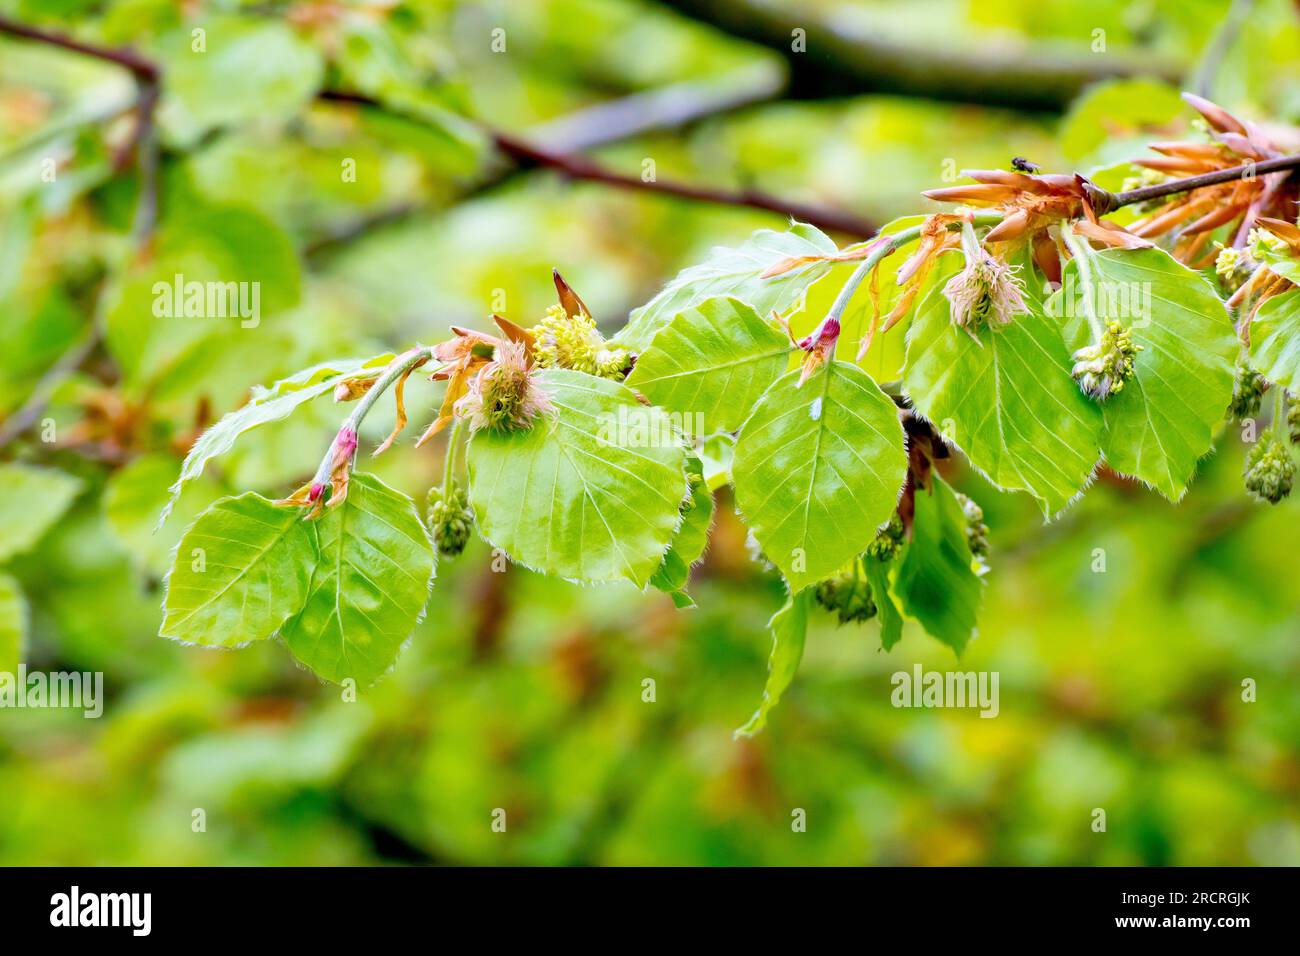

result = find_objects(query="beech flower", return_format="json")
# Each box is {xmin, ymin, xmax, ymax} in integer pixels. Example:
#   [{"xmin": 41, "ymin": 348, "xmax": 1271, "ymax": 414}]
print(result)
[
  {"xmin": 1070, "ymin": 321, "xmax": 1141, "ymax": 401},
  {"xmin": 1126, "ymin": 94, "xmax": 1297, "ymax": 262},
  {"xmin": 455, "ymin": 340, "xmax": 554, "ymax": 433},
  {"xmin": 276, "ymin": 423, "xmax": 359, "ymax": 518},
  {"xmin": 942, "ymin": 222, "xmax": 1029, "ymax": 337}
]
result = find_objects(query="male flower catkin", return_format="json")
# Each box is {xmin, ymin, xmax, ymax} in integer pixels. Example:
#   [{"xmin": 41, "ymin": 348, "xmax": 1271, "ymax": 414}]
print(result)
[
  {"xmin": 956, "ymin": 492, "xmax": 990, "ymax": 559},
  {"xmin": 1071, "ymin": 320, "xmax": 1141, "ymax": 401},
  {"xmin": 814, "ymin": 572, "xmax": 876, "ymax": 624},
  {"xmin": 530, "ymin": 305, "xmax": 630, "ymax": 378},
  {"xmin": 1244, "ymin": 431, "xmax": 1294, "ymax": 504},
  {"xmin": 942, "ymin": 221, "xmax": 1029, "ymax": 338},
  {"xmin": 455, "ymin": 340, "xmax": 553, "ymax": 433},
  {"xmin": 865, "ymin": 512, "xmax": 905, "ymax": 561},
  {"xmin": 1229, "ymin": 364, "xmax": 1266, "ymax": 420},
  {"xmin": 427, "ymin": 483, "xmax": 472, "ymax": 556}
]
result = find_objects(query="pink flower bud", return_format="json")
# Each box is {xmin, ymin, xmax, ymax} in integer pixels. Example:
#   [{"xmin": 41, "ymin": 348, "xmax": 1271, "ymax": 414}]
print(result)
[{"xmin": 334, "ymin": 426, "xmax": 358, "ymax": 459}]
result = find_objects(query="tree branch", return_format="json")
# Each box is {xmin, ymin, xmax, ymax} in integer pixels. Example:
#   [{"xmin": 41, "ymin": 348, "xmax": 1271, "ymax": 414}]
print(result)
[
  {"xmin": 1083, "ymin": 153, "xmax": 1300, "ymax": 214},
  {"xmin": 1194, "ymin": 0, "xmax": 1257, "ymax": 99},
  {"xmin": 0, "ymin": 14, "xmax": 160, "ymax": 239},
  {"xmin": 488, "ymin": 128, "xmax": 876, "ymax": 237},
  {"xmin": 312, "ymin": 90, "xmax": 878, "ymax": 249},
  {"xmin": 0, "ymin": 15, "xmax": 162, "ymax": 450},
  {"xmin": 654, "ymin": 0, "xmax": 1184, "ymax": 111},
  {"xmin": 521, "ymin": 61, "xmax": 785, "ymax": 151},
  {"xmin": 0, "ymin": 14, "xmax": 158, "ymax": 80}
]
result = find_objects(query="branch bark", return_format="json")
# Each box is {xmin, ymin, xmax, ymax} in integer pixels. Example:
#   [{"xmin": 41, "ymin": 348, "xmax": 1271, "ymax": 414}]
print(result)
[
  {"xmin": 310, "ymin": 90, "xmax": 878, "ymax": 252},
  {"xmin": 654, "ymin": 0, "xmax": 1184, "ymax": 111},
  {"xmin": 488, "ymin": 128, "xmax": 876, "ymax": 237}
]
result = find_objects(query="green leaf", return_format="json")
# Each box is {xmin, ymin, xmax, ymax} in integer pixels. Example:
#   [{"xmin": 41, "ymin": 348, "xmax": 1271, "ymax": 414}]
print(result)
[
  {"xmin": 863, "ymin": 559, "xmax": 903, "ymax": 651},
  {"xmin": 1252, "ymin": 245, "xmax": 1300, "ymax": 286},
  {"xmin": 735, "ymin": 589, "xmax": 811, "ymax": 738},
  {"xmin": 626, "ymin": 295, "xmax": 793, "ymax": 435},
  {"xmin": 700, "ymin": 432, "xmax": 735, "ymax": 491},
  {"xmin": 0, "ymin": 464, "xmax": 82, "ymax": 563},
  {"xmin": 0, "ymin": 574, "xmax": 25, "ymax": 673},
  {"xmin": 1058, "ymin": 79, "xmax": 1188, "ymax": 166},
  {"xmin": 158, "ymin": 354, "xmax": 393, "ymax": 526},
  {"xmin": 893, "ymin": 478, "xmax": 982, "ymax": 655},
  {"xmin": 467, "ymin": 369, "xmax": 688, "ymax": 587},
  {"xmin": 0, "ymin": 287, "xmax": 81, "ymax": 415},
  {"xmin": 649, "ymin": 457, "xmax": 715, "ymax": 601},
  {"xmin": 1058, "ymin": 247, "xmax": 1236, "ymax": 501},
  {"xmin": 155, "ymin": 17, "xmax": 325, "ymax": 147},
  {"xmin": 160, "ymin": 493, "xmax": 315, "ymax": 647},
  {"xmin": 615, "ymin": 222, "xmax": 838, "ymax": 352},
  {"xmin": 103, "ymin": 203, "xmax": 303, "ymax": 399},
  {"xmin": 281, "ymin": 474, "xmax": 435, "ymax": 685},
  {"xmin": 904, "ymin": 254, "xmax": 1103, "ymax": 515},
  {"xmin": 733, "ymin": 360, "xmax": 907, "ymax": 592},
  {"xmin": 1249, "ymin": 287, "xmax": 1300, "ymax": 390},
  {"xmin": 788, "ymin": 215, "xmax": 926, "ymax": 380}
]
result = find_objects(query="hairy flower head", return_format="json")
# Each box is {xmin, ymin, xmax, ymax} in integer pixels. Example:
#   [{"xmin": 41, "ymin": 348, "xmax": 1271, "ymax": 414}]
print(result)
[
  {"xmin": 942, "ymin": 222, "xmax": 1029, "ymax": 337},
  {"xmin": 1244, "ymin": 430, "xmax": 1295, "ymax": 504},
  {"xmin": 456, "ymin": 340, "xmax": 553, "ymax": 433},
  {"xmin": 1229, "ymin": 364, "xmax": 1266, "ymax": 420},
  {"xmin": 1071, "ymin": 320, "xmax": 1142, "ymax": 401}
]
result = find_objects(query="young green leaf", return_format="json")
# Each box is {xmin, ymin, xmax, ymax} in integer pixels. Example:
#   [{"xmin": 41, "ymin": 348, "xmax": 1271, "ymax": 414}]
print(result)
[
  {"xmin": 735, "ymin": 589, "xmax": 811, "ymax": 738},
  {"xmin": 0, "ymin": 464, "xmax": 83, "ymax": 563},
  {"xmin": 905, "ymin": 255, "xmax": 1103, "ymax": 515},
  {"xmin": 156, "ymin": 17, "xmax": 324, "ymax": 147},
  {"xmin": 281, "ymin": 474, "xmax": 435, "ymax": 685},
  {"xmin": 649, "ymin": 457, "xmax": 715, "ymax": 604},
  {"xmin": 893, "ymin": 478, "xmax": 982, "ymax": 654},
  {"xmin": 104, "ymin": 202, "xmax": 304, "ymax": 401},
  {"xmin": 700, "ymin": 433, "xmax": 735, "ymax": 491},
  {"xmin": 615, "ymin": 222, "xmax": 838, "ymax": 352},
  {"xmin": 158, "ymin": 354, "xmax": 393, "ymax": 527},
  {"xmin": 863, "ymin": 559, "xmax": 904, "ymax": 651},
  {"xmin": 1249, "ymin": 288, "xmax": 1300, "ymax": 390},
  {"xmin": 626, "ymin": 295, "xmax": 793, "ymax": 434},
  {"xmin": 0, "ymin": 574, "xmax": 25, "ymax": 673},
  {"xmin": 160, "ymin": 493, "xmax": 315, "ymax": 647},
  {"xmin": 1058, "ymin": 247, "xmax": 1235, "ymax": 501},
  {"xmin": 105, "ymin": 454, "xmax": 220, "ymax": 577},
  {"xmin": 733, "ymin": 360, "xmax": 907, "ymax": 592},
  {"xmin": 467, "ymin": 369, "xmax": 688, "ymax": 587}
]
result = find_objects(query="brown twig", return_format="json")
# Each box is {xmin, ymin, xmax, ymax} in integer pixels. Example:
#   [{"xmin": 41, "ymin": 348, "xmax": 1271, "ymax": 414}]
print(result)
[
  {"xmin": 1084, "ymin": 153, "xmax": 1300, "ymax": 215},
  {"xmin": 655, "ymin": 0, "xmax": 1183, "ymax": 111},
  {"xmin": 315, "ymin": 89, "xmax": 877, "ymax": 239},
  {"xmin": 0, "ymin": 14, "xmax": 158, "ymax": 80},
  {"xmin": 0, "ymin": 15, "xmax": 160, "ymax": 451},
  {"xmin": 488, "ymin": 128, "xmax": 877, "ymax": 238},
  {"xmin": 0, "ymin": 330, "xmax": 100, "ymax": 449},
  {"xmin": 0, "ymin": 14, "xmax": 161, "ymax": 239}
]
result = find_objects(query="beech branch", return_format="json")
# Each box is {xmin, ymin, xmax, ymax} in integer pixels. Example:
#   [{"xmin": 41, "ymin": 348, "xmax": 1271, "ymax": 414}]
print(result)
[
  {"xmin": 0, "ymin": 14, "xmax": 161, "ymax": 241},
  {"xmin": 314, "ymin": 90, "xmax": 877, "ymax": 240},
  {"xmin": 653, "ymin": 0, "xmax": 1184, "ymax": 111},
  {"xmin": 0, "ymin": 15, "xmax": 162, "ymax": 452},
  {"xmin": 1083, "ymin": 154, "xmax": 1300, "ymax": 215}
]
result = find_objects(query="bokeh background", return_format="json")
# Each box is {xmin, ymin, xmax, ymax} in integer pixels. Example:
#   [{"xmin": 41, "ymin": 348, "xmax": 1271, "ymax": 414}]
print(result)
[{"xmin": 2, "ymin": 0, "xmax": 1300, "ymax": 865}]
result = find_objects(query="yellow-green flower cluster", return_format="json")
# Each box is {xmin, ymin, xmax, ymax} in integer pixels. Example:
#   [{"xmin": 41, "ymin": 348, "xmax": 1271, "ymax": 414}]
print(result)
[{"xmin": 531, "ymin": 305, "xmax": 629, "ymax": 379}]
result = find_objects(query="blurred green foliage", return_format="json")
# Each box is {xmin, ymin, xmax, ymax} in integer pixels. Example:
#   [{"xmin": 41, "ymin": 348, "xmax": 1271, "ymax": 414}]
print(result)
[{"xmin": 1, "ymin": 0, "xmax": 1298, "ymax": 865}]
